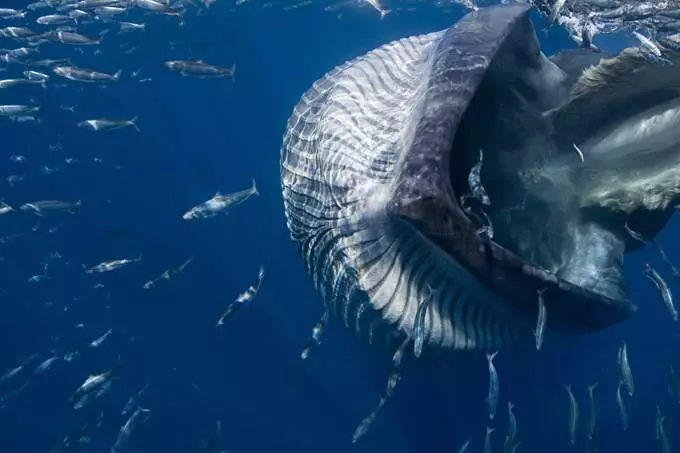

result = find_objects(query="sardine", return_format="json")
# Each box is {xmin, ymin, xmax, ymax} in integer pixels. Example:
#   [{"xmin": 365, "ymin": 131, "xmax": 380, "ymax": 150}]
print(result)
[
  {"xmin": 534, "ymin": 288, "xmax": 547, "ymax": 350},
  {"xmin": 486, "ymin": 351, "xmax": 499, "ymax": 421},
  {"xmin": 19, "ymin": 199, "xmax": 80, "ymax": 215},
  {"xmin": 0, "ymin": 105, "xmax": 39, "ymax": 116},
  {"xmin": 89, "ymin": 328, "xmax": 112, "ymax": 347},
  {"xmin": 111, "ymin": 406, "xmax": 151, "ymax": 453},
  {"xmin": 615, "ymin": 382, "xmax": 628, "ymax": 431},
  {"xmin": 618, "ymin": 342, "xmax": 634, "ymax": 396},
  {"xmin": 216, "ymin": 265, "xmax": 264, "ymax": 325},
  {"xmin": 53, "ymin": 65, "xmax": 121, "ymax": 83},
  {"xmin": 413, "ymin": 291, "xmax": 433, "ymax": 358},
  {"xmin": 503, "ymin": 401, "xmax": 517, "ymax": 453},
  {"xmin": 164, "ymin": 60, "xmax": 236, "ymax": 81},
  {"xmin": 40, "ymin": 30, "xmax": 101, "ymax": 45},
  {"xmin": 182, "ymin": 179, "xmax": 258, "ymax": 220},
  {"xmin": 122, "ymin": 380, "xmax": 150, "ymax": 416},
  {"xmin": 468, "ymin": 149, "xmax": 490, "ymax": 206},
  {"xmin": 86, "ymin": 256, "xmax": 141, "ymax": 274},
  {"xmin": 0, "ymin": 78, "xmax": 45, "ymax": 88},
  {"xmin": 587, "ymin": 382, "xmax": 598, "ymax": 441},
  {"xmin": 645, "ymin": 263, "xmax": 679, "ymax": 321},
  {"xmin": 565, "ymin": 384, "xmax": 579, "ymax": 444},
  {"xmin": 77, "ymin": 117, "xmax": 139, "ymax": 131}
]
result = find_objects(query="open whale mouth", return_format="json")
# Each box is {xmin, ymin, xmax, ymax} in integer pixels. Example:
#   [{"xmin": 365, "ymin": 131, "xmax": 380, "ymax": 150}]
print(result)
[{"xmin": 386, "ymin": 5, "xmax": 680, "ymax": 334}]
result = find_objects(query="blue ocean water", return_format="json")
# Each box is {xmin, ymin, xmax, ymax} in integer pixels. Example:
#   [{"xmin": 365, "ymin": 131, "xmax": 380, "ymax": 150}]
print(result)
[{"xmin": 0, "ymin": 2, "xmax": 678, "ymax": 453}]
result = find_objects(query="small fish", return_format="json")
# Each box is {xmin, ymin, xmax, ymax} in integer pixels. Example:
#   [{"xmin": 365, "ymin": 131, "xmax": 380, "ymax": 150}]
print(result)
[
  {"xmin": 122, "ymin": 380, "xmax": 150, "ymax": 416},
  {"xmin": 468, "ymin": 149, "xmax": 490, "ymax": 206},
  {"xmin": 565, "ymin": 384, "xmax": 579, "ymax": 444},
  {"xmin": 112, "ymin": 406, "xmax": 151, "ymax": 453},
  {"xmin": 615, "ymin": 382, "xmax": 628, "ymax": 431},
  {"xmin": 86, "ymin": 256, "xmax": 141, "ymax": 274},
  {"xmin": 486, "ymin": 351, "xmax": 499, "ymax": 421},
  {"xmin": 0, "ymin": 78, "xmax": 45, "ymax": 88},
  {"xmin": 54, "ymin": 65, "xmax": 121, "ymax": 83},
  {"xmin": 656, "ymin": 405, "xmax": 662, "ymax": 440},
  {"xmin": 119, "ymin": 22, "xmax": 145, "ymax": 33},
  {"xmin": 534, "ymin": 288, "xmax": 547, "ymax": 350},
  {"xmin": 143, "ymin": 256, "xmax": 194, "ymax": 289},
  {"xmin": 503, "ymin": 401, "xmax": 517, "ymax": 453},
  {"xmin": 133, "ymin": 0, "xmax": 183, "ymax": 15},
  {"xmin": 0, "ymin": 354, "xmax": 39, "ymax": 384},
  {"xmin": 23, "ymin": 70, "xmax": 49, "ymax": 81},
  {"xmin": 587, "ymin": 382, "xmax": 598, "ymax": 441},
  {"xmin": 549, "ymin": 0, "xmax": 567, "ymax": 25},
  {"xmin": 77, "ymin": 117, "xmax": 139, "ymax": 132},
  {"xmin": 89, "ymin": 328, "xmax": 112, "ymax": 347},
  {"xmin": 40, "ymin": 30, "xmax": 101, "ymax": 45},
  {"xmin": 34, "ymin": 356, "xmax": 60, "ymax": 374},
  {"xmin": 0, "ymin": 105, "xmax": 39, "ymax": 116},
  {"xmin": 200, "ymin": 420, "xmax": 222, "ymax": 453},
  {"xmin": 659, "ymin": 414, "xmax": 670, "ymax": 453},
  {"xmin": 572, "ymin": 143, "xmax": 585, "ymax": 162},
  {"xmin": 458, "ymin": 439, "xmax": 471, "ymax": 453},
  {"xmin": 164, "ymin": 60, "xmax": 236, "ymax": 81},
  {"xmin": 20, "ymin": 200, "xmax": 81, "ymax": 215},
  {"xmin": 364, "ymin": 0, "xmax": 390, "ymax": 19},
  {"xmin": 632, "ymin": 30, "xmax": 662, "ymax": 57},
  {"xmin": 484, "ymin": 426, "xmax": 494, "ymax": 453},
  {"xmin": 182, "ymin": 179, "xmax": 259, "ymax": 220},
  {"xmin": 70, "ymin": 364, "xmax": 120, "ymax": 402},
  {"xmin": 0, "ymin": 202, "xmax": 13, "ymax": 215},
  {"xmin": 36, "ymin": 14, "xmax": 73, "ymax": 25},
  {"xmin": 624, "ymin": 222, "xmax": 647, "ymax": 243},
  {"xmin": 645, "ymin": 263, "xmax": 679, "ymax": 321},
  {"xmin": 216, "ymin": 266, "xmax": 265, "ymax": 325},
  {"xmin": 618, "ymin": 342, "xmax": 634, "ymax": 396},
  {"xmin": 413, "ymin": 291, "xmax": 433, "ymax": 358}
]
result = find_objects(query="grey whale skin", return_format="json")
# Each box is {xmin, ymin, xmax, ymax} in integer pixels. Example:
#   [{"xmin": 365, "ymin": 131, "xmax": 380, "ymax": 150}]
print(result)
[{"xmin": 280, "ymin": 4, "xmax": 680, "ymax": 351}]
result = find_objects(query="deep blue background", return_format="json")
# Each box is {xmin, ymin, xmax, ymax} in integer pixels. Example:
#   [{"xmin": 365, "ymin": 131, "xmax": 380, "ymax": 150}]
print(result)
[{"xmin": 0, "ymin": 2, "xmax": 678, "ymax": 452}]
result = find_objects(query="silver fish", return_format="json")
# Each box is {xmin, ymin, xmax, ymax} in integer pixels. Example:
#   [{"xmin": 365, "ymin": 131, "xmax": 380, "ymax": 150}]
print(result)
[
  {"xmin": 122, "ymin": 380, "xmax": 150, "ymax": 416},
  {"xmin": 413, "ymin": 291, "xmax": 433, "ymax": 358},
  {"xmin": 77, "ymin": 117, "xmax": 138, "ymax": 131},
  {"xmin": 86, "ymin": 256, "xmax": 141, "ymax": 274},
  {"xmin": 20, "ymin": 199, "xmax": 80, "ymax": 215},
  {"xmin": 182, "ymin": 179, "xmax": 258, "ymax": 220},
  {"xmin": 565, "ymin": 384, "xmax": 578, "ymax": 444},
  {"xmin": 468, "ymin": 149, "xmax": 490, "ymax": 205},
  {"xmin": 587, "ymin": 382, "xmax": 598, "ymax": 442},
  {"xmin": 0, "ymin": 105, "xmax": 39, "ymax": 116},
  {"xmin": 133, "ymin": 0, "xmax": 183, "ymax": 15},
  {"xmin": 216, "ymin": 265, "xmax": 265, "ymax": 325},
  {"xmin": 503, "ymin": 401, "xmax": 517, "ymax": 453},
  {"xmin": 458, "ymin": 439, "xmax": 471, "ymax": 453},
  {"xmin": 112, "ymin": 406, "xmax": 151, "ymax": 452},
  {"xmin": 618, "ymin": 342, "xmax": 634, "ymax": 396},
  {"xmin": 659, "ymin": 414, "xmax": 670, "ymax": 453},
  {"xmin": 0, "ymin": 78, "xmax": 45, "ymax": 88},
  {"xmin": 23, "ymin": 70, "xmax": 49, "ymax": 81},
  {"xmin": 534, "ymin": 288, "xmax": 547, "ymax": 350},
  {"xmin": 41, "ymin": 30, "xmax": 101, "ymax": 45},
  {"xmin": 89, "ymin": 328, "xmax": 112, "ymax": 347},
  {"xmin": 54, "ymin": 66, "xmax": 121, "ymax": 83},
  {"xmin": 36, "ymin": 15, "xmax": 73, "ymax": 25},
  {"xmin": 34, "ymin": 356, "xmax": 60, "ymax": 374},
  {"xmin": 645, "ymin": 263, "xmax": 679, "ymax": 321},
  {"xmin": 164, "ymin": 60, "xmax": 235, "ymax": 81},
  {"xmin": 486, "ymin": 351, "xmax": 499, "ymax": 421},
  {"xmin": 616, "ymin": 382, "xmax": 628, "ymax": 431}
]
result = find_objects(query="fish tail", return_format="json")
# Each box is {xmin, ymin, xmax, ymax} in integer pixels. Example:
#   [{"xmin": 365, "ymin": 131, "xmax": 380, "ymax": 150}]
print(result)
[
  {"xmin": 251, "ymin": 178, "xmax": 259, "ymax": 196},
  {"xmin": 229, "ymin": 63, "xmax": 236, "ymax": 84},
  {"xmin": 129, "ymin": 116, "xmax": 140, "ymax": 132},
  {"xmin": 486, "ymin": 351, "xmax": 498, "ymax": 361},
  {"xmin": 379, "ymin": 9, "xmax": 391, "ymax": 19},
  {"xmin": 113, "ymin": 70, "xmax": 123, "ymax": 82}
]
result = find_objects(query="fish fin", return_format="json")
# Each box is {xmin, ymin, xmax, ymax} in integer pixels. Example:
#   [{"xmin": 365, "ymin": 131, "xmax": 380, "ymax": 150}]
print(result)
[
  {"xmin": 251, "ymin": 178, "xmax": 259, "ymax": 196},
  {"xmin": 113, "ymin": 70, "xmax": 123, "ymax": 82},
  {"xmin": 379, "ymin": 9, "xmax": 391, "ymax": 20},
  {"xmin": 229, "ymin": 63, "xmax": 236, "ymax": 84},
  {"xmin": 129, "ymin": 116, "xmax": 140, "ymax": 132}
]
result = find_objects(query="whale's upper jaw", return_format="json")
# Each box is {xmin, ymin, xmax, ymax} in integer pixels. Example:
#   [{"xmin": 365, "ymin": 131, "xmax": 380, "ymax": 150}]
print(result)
[{"xmin": 385, "ymin": 5, "xmax": 680, "ymax": 333}]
